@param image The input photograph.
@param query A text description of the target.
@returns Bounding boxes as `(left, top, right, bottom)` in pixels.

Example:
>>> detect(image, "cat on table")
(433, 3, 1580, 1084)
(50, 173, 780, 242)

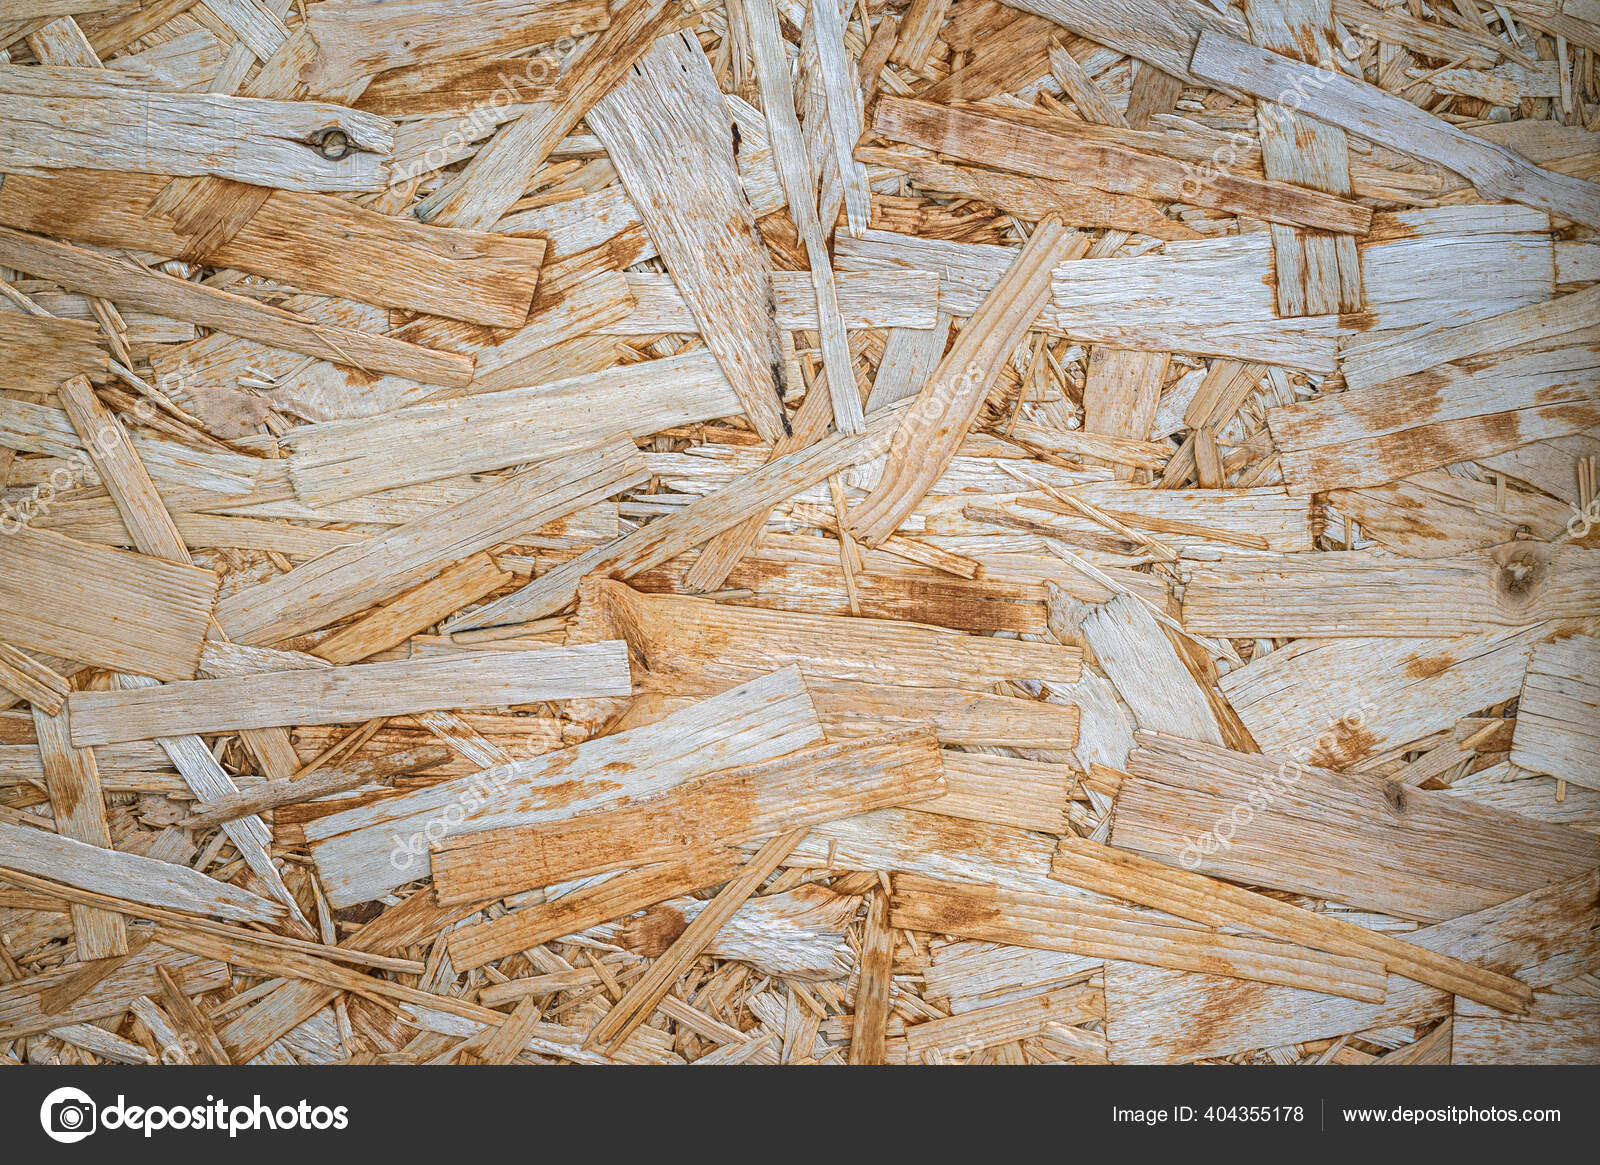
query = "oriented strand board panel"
(1355, 206, 1557, 331)
(585, 30, 791, 443)
(888, 873, 1388, 999)
(281, 352, 739, 503)
(573, 578, 1081, 693)
(0, 226, 474, 386)
(0, 941, 230, 1042)
(603, 270, 938, 336)
(1189, 31, 1600, 227)
(1, 0, 1596, 1072)
(1246, 0, 1361, 317)
(871, 97, 1371, 234)
(0, 821, 287, 924)
(214, 440, 648, 645)
(1004, 0, 1246, 81)
(1267, 343, 1600, 494)
(301, 0, 610, 85)
(430, 728, 946, 903)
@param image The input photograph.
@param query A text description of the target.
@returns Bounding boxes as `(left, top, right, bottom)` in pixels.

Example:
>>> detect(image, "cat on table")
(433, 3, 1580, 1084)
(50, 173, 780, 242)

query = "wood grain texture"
(1114, 732, 1600, 923)
(0, 1, 136, 15)
(1049, 234, 1342, 371)
(1453, 993, 1600, 1064)
(1004, 0, 1246, 81)
(0, 525, 217, 681)
(1184, 546, 1600, 637)
(0, 171, 548, 328)
(904, 982, 1102, 1063)
(932, 752, 1074, 834)
(588, 30, 791, 443)
(30, 705, 128, 959)
(0, 940, 227, 1042)
(813, 680, 1079, 751)
(0, 642, 68, 714)
(1270, 342, 1600, 494)
(66, 642, 632, 745)
(873, 96, 1372, 234)
(180, 744, 451, 829)
(449, 407, 905, 630)
(1357, 205, 1555, 332)
(0, 226, 473, 386)
(618, 676, 1079, 752)
(308, 555, 511, 666)
(741, 0, 862, 433)
(1051, 835, 1533, 1012)
(849, 888, 895, 1064)
(1340, 285, 1600, 392)
(446, 851, 747, 971)
(0, 822, 286, 924)
(1103, 868, 1600, 1062)
(1189, 31, 1600, 227)
(301, 0, 608, 88)
(306, 666, 823, 906)
(282, 351, 738, 503)
(588, 828, 807, 1052)
(216, 439, 647, 644)
(574, 577, 1081, 693)
(1218, 621, 1576, 769)
(1082, 347, 1167, 480)
(388, 238, 639, 394)
(0, 63, 393, 191)
(848, 219, 1085, 544)
(415, 0, 688, 229)
(604, 269, 938, 335)
(56, 374, 189, 563)
(858, 146, 1194, 241)
(0, 310, 107, 391)
(1246, 0, 1361, 316)
(1052, 592, 1226, 745)
(1511, 634, 1600, 791)
(0, 0, 1591, 1070)
(599, 881, 860, 982)
(431, 728, 945, 903)
(890, 873, 1389, 1000)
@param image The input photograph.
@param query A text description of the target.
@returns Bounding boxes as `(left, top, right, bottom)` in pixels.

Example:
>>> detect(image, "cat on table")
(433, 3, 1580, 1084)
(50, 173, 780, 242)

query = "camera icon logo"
(40, 1087, 97, 1144)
